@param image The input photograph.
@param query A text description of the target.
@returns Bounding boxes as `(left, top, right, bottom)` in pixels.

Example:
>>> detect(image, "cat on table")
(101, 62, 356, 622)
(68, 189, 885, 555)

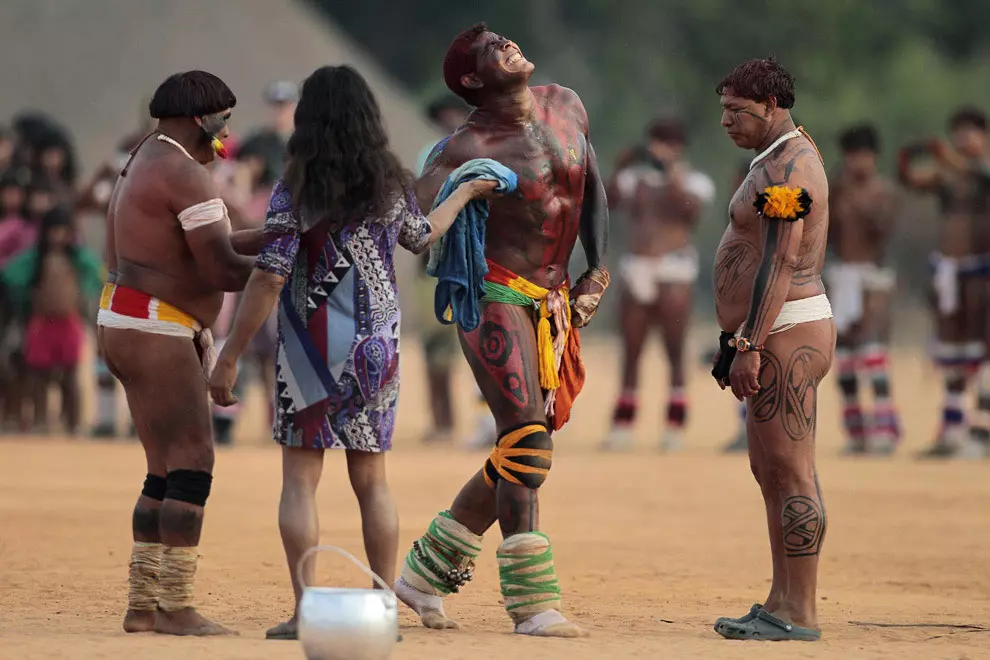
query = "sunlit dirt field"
(2, 329, 989, 659)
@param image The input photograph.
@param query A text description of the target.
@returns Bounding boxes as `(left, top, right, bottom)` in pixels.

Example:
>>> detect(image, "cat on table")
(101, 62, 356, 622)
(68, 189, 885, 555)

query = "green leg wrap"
(497, 532, 562, 624)
(400, 511, 483, 596)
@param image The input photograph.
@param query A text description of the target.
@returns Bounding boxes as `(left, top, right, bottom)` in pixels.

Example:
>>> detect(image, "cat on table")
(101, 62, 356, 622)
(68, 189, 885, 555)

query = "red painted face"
(472, 32, 535, 90)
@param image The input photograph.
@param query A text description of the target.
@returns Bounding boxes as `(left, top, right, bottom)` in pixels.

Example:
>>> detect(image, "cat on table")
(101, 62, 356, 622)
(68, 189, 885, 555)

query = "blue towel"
(426, 158, 518, 332)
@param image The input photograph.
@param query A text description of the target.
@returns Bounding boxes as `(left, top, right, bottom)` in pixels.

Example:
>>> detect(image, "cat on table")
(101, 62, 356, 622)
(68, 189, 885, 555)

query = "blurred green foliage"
(312, 0, 990, 324)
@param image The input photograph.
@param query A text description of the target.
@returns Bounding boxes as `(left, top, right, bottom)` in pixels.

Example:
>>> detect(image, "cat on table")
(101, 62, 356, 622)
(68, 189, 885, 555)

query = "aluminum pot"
(297, 545, 398, 660)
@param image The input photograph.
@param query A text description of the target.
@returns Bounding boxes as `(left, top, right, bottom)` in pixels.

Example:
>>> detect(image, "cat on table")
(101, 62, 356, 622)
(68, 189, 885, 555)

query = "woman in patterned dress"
(208, 65, 496, 640)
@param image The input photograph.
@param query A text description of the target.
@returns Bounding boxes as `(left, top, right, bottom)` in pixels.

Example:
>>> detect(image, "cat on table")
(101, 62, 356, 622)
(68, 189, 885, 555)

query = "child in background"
(0, 173, 36, 265)
(2, 207, 103, 433)
(0, 173, 35, 429)
(24, 179, 57, 228)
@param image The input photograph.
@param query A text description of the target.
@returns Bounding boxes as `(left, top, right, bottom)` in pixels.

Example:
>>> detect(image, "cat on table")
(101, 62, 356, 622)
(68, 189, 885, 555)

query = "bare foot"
(266, 618, 297, 640)
(122, 609, 156, 633)
(394, 577, 459, 630)
(514, 610, 588, 638)
(154, 607, 237, 636)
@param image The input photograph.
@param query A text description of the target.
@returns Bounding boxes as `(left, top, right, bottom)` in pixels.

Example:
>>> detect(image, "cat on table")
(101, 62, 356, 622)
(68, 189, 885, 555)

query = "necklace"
(156, 133, 195, 161)
(750, 129, 801, 170)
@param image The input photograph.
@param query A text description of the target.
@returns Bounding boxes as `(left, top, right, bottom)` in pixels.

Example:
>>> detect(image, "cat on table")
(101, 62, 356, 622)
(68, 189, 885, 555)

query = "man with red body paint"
(394, 24, 609, 637)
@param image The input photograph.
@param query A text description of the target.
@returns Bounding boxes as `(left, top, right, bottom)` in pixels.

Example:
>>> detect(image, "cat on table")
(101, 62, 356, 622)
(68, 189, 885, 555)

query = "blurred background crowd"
(1, 0, 989, 455)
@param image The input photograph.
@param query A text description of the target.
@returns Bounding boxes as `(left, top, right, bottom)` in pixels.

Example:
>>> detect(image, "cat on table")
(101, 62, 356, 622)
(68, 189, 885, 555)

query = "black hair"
(647, 117, 687, 145)
(949, 106, 987, 132)
(838, 123, 880, 153)
(11, 113, 78, 186)
(284, 65, 410, 230)
(443, 23, 490, 105)
(31, 206, 77, 289)
(0, 170, 22, 190)
(716, 55, 796, 109)
(149, 71, 237, 120)
(34, 128, 78, 186)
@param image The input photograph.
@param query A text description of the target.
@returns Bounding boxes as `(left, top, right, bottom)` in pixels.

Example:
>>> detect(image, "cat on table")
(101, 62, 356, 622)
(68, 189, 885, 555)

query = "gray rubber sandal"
(714, 608, 820, 641)
(714, 603, 762, 630)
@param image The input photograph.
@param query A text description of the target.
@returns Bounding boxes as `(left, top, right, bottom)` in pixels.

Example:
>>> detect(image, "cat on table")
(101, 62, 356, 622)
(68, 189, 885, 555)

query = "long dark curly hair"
(284, 65, 410, 230)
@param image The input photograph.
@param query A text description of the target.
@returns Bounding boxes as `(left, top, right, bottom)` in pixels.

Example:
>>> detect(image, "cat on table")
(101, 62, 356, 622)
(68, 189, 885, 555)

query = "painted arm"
(579, 141, 609, 270)
(826, 183, 841, 250)
(568, 141, 611, 328)
(741, 214, 805, 347)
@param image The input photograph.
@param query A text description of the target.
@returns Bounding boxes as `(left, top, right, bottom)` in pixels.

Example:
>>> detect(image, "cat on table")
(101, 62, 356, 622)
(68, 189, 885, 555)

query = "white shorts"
(619, 247, 699, 304)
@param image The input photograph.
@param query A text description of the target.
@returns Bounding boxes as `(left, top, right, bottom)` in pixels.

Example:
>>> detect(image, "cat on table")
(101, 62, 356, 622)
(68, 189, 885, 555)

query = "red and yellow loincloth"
(482, 260, 585, 430)
(98, 282, 202, 337)
(97, 282, 216, 376)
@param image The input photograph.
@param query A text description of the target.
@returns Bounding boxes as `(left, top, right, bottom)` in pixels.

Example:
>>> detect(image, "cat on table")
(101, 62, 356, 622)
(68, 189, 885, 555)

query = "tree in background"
(311, 0, 990, 323)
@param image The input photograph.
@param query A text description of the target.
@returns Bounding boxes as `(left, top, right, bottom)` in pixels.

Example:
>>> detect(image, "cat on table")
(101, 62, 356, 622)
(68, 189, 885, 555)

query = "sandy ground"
(2, 331, 990, 659)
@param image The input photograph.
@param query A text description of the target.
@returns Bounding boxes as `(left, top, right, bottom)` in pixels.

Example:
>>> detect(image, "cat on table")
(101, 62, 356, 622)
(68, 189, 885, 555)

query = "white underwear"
(825, 262, 896, 333)
(620, 247, 699, 303)
(735, 293, 833, 340)
(929, 252, 990, 317)
(97, 308, 198, 339)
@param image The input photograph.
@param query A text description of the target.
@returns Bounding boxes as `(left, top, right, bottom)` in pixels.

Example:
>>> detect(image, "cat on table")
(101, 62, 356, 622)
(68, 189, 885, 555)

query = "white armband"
(177, 198, 230, 232)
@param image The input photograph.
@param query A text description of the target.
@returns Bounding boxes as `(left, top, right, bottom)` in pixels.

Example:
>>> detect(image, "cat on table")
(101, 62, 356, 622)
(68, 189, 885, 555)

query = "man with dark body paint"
(394, 24, 609, 637)
(826, 124, 901, 455)
(721, 159, 758, 453)
(97, 71, 264, 636)
(710, 57, 835, 641)
(899, 108, 990, 458)
(601, 117, 715, 452)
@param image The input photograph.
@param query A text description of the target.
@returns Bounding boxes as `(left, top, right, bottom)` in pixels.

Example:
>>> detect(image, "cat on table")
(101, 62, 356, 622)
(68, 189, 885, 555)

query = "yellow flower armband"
(754, 185, 812, 221)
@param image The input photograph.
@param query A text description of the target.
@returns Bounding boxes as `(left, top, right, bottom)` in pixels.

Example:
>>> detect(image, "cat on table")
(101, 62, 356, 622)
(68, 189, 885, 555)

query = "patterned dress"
(256, 179, 432, 451)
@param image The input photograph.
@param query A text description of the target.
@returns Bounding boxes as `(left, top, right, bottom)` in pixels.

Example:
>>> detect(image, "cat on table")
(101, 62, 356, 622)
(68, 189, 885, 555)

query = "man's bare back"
(418, 85, 589, 289)
(715, 134, 829, 332)
(829, 173, 897, 264)
(108, 139, 229, 327)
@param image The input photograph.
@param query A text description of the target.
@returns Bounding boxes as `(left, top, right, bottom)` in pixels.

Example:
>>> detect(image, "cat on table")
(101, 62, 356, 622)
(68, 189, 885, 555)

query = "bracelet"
(729, 337, 763, 353)
(580, 266, 611, 290)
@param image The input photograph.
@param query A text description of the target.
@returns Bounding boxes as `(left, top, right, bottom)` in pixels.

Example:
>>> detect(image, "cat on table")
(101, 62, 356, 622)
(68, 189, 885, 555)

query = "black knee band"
(837, 374, 858, 397)
(141, 474, 167, 501)
(483, 422, 553, 490)
(164, 469, 213, 507)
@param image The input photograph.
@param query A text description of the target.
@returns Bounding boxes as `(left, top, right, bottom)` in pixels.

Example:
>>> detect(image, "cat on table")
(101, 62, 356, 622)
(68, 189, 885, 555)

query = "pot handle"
(297, 545, 396, 598)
